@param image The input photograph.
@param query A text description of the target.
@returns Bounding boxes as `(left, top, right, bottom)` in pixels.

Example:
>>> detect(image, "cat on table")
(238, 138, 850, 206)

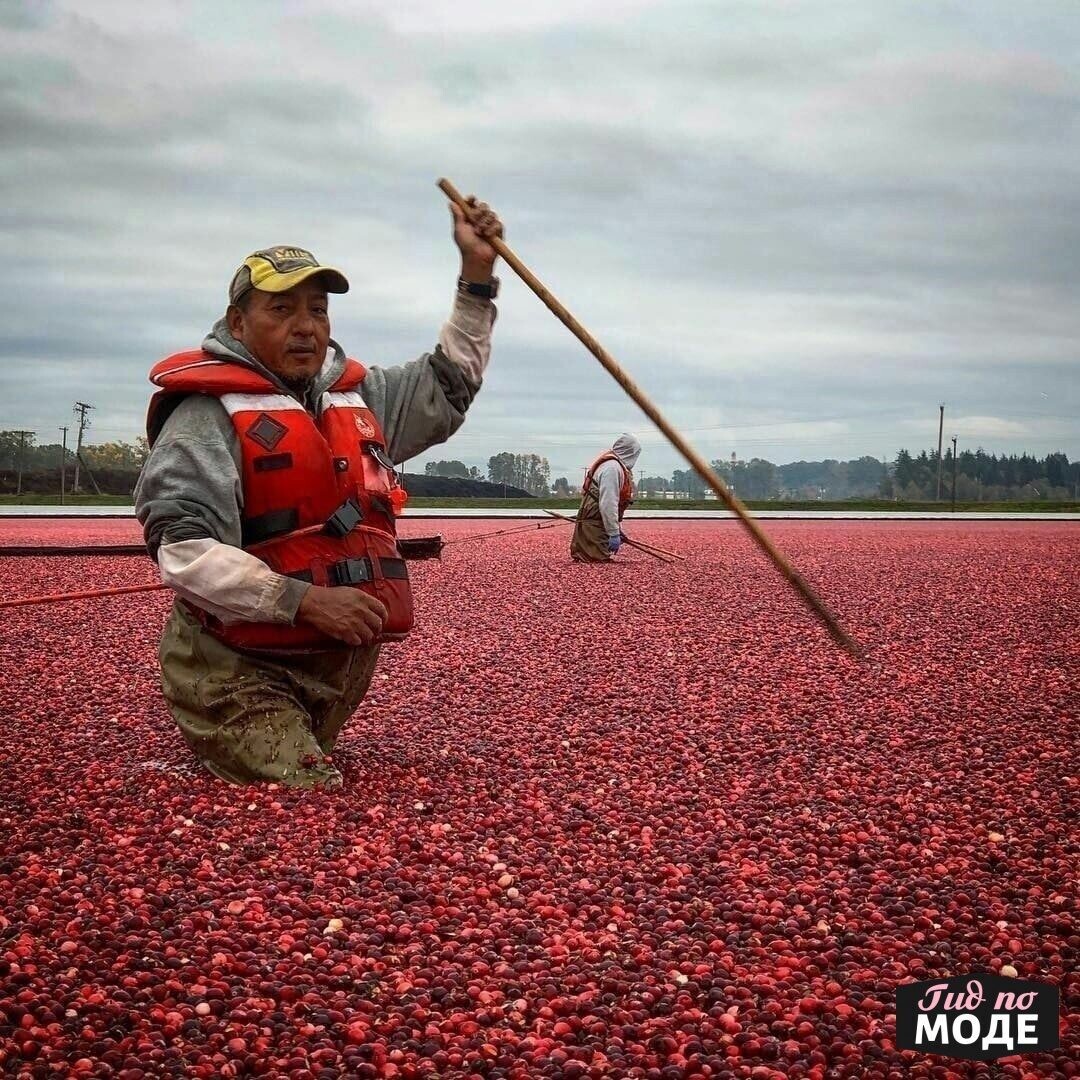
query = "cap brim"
(255, 265, 350, 295)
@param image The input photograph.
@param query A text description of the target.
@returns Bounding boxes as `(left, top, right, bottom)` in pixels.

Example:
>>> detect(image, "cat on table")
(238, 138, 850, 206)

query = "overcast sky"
(2, 0, 1077, 479)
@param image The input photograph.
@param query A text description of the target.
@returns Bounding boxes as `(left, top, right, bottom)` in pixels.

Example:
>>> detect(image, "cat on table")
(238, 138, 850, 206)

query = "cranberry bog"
(0, 518, 1076, 1079)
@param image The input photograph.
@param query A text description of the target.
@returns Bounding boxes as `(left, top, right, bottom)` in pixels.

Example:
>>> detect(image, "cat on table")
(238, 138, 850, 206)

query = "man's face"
(227, 278, 331, 388)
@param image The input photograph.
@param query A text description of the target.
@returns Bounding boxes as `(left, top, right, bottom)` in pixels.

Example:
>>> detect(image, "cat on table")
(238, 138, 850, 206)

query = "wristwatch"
(457, 275, 499, 300)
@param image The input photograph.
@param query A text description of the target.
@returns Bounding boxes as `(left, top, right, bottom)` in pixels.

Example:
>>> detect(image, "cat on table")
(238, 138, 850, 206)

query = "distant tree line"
(640, 449, 1077, 502)
(885, 449, 1077, 502)
(486, 452, 552, 497)
(428, 451, 554, 497)
(640, 456, 889, 500)
(425, 459, 481, 480)
(0, 432, 149, 495)
(4, 430, 1076, 503)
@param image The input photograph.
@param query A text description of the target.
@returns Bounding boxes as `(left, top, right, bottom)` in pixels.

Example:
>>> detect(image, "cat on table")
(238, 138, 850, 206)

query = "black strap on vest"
(285, 557, 408, 588)
(242, 508, 299, 547)
(253, 452, 293, 473)
(243, 498, 366, 548)
(379, 557, 409, 580)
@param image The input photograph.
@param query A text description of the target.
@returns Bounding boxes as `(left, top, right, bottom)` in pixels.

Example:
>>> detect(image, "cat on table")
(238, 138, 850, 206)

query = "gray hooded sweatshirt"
(592, 433, 641, 537)
(134, 291, 494, 625)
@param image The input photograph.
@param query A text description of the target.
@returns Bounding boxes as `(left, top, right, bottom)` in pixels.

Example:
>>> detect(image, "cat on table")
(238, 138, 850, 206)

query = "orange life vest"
(582, 452, 634, 518)
(146, 349, 412, 653)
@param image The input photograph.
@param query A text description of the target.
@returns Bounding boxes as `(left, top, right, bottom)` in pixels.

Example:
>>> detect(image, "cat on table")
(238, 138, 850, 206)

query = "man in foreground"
(570, 433, 642, 562)
(135, 199, 502, 789)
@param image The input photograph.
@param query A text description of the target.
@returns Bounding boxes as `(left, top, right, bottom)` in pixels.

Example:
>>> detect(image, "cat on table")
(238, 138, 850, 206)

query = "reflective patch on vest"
(320, 390, 376, 436)
(321, 390, 366, 410)
(245, 413, 288, 452)
(220, 392, 306, 416)
(151, 358, 226, 385)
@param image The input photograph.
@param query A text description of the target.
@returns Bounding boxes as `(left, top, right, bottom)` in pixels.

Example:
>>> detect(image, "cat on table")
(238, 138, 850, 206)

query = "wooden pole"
(618, 534, 684, 562)
(440, 178, 860, 656)
(447, 518, 573, 546)
(951, 436, 958, 513)
(0, 582, 167, 610)
(936, 404, 944, 501)
(13, 431, 33, 497)
(619, 537, 676, 563)
(59, 426, 68, 505)
(0, 538, 446, 560)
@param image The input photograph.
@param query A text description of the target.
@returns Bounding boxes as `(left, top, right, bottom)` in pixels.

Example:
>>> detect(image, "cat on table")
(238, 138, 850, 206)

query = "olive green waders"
(570, 488, 613, 562)
(159, 602, 380, 788)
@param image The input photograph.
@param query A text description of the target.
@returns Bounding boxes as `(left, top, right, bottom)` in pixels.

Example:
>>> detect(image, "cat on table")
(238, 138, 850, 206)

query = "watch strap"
(457, 275, 499, 300)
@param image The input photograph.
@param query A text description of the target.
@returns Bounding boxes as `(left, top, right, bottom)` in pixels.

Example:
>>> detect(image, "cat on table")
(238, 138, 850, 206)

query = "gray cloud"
(1, 0, 1076, 475)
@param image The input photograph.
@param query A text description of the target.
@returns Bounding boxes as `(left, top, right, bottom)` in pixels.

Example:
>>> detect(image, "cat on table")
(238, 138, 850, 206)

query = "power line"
(7, 406, 1074, 445)
(427, 414, 1078, 445)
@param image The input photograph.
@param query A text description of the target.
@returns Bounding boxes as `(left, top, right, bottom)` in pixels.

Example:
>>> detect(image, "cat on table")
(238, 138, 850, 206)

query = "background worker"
(135, 199, 503, 789)
(570, 433, 641, 562)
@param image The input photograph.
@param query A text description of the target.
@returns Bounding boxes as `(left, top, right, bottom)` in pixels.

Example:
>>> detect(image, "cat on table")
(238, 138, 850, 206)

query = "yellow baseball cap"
(229, 246, 349, 304)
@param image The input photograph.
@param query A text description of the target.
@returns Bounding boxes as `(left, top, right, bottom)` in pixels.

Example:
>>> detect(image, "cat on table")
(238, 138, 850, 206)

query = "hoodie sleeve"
(595, 461, 624, 538)
(135, 395, 245, 553)
(360, 291, 495, 464)
(134, 395, 309, 624)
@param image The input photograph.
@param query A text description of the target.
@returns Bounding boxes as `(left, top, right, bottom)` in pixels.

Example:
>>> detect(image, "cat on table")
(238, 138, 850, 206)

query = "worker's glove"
(607, 535, 622, 554)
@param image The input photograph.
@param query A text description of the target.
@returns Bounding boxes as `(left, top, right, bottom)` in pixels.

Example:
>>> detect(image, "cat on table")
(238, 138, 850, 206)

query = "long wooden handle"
(0, 582, 167, 609)
(620, 536, 676, 564)
(447, 518, 573, 545)
(621, 535, 686, 561)
(441, 178, 860, 657)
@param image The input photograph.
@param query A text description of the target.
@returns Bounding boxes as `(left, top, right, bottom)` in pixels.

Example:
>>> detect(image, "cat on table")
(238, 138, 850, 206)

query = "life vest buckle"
(328, 556, 374, 586)
(323, 497, 363, 537)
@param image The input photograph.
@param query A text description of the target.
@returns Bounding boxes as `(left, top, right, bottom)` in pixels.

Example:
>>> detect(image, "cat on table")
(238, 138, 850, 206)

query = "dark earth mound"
(400, 473, 532, 498)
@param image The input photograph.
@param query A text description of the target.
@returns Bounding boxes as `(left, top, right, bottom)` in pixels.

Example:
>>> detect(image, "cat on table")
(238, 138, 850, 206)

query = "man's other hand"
(296, 586, 388, 646)
(608, 535, 622, 554)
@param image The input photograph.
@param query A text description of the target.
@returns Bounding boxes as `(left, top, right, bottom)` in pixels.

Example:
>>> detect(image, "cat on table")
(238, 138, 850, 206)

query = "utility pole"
(72, 401, 94, 493)
(951, 435, 958, 513)
(59, 426, 68, 505)
(936, 404, 944, 501)
(12, 431, 34, 497)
